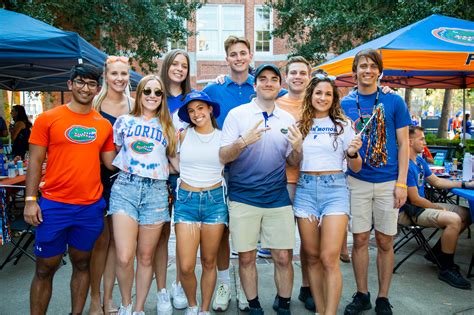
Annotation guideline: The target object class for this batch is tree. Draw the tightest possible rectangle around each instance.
[3,0,202,72]
[270,0,473,137]
[270,0,473,64]
[438,90,452,138]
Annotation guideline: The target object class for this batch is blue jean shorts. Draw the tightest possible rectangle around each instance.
[108,172,170,225]
[174,185,228,225]
[293,173,350,222]
[35,197,105,258]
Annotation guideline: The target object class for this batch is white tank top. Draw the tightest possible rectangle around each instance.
[179,128,224,188]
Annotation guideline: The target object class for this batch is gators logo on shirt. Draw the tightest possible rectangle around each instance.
[131,140,154,154]
[354,115,372,133]
[65,125,97,144]
[432,27,474,46]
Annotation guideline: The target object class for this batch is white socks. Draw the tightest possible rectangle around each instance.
[217,269,231,285]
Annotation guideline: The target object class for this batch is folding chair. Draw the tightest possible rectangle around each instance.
[0,218,36,269]
[467,254,473,278]
[393,223,440,273]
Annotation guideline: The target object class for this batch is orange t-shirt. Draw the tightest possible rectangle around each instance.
[276,94,303,184]
[29,105,115,204]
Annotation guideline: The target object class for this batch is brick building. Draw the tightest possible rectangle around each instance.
[2,1,294,115]
[164,0,292,89]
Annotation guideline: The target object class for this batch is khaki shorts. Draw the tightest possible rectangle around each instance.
[398,203,468,228]
[348,176,398,236]
[228,201,296,252]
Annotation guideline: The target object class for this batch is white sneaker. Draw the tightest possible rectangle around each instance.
[236,285,250,311]
[198,311,211,315]
[118,303,132,315]
[212,282,231,312]
[156,288,173,315]
[171,281,188,309]
[185,305,199,315]
[132,312,145,315]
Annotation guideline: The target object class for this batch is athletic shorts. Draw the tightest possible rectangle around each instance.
[34,197,105,258]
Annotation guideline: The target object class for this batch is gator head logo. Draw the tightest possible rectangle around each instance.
[432,27,474,46]
[65,125,97,144]
[131,140,154,154]
[355,115,372,133]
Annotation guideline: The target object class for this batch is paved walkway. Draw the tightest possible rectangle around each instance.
[0,228,473,314]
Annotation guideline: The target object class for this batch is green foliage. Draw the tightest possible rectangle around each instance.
[3,0,202,72]
[426,137,474,159]
[269,0,474,63]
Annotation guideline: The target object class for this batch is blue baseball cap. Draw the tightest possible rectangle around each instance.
[177,91,221,124]
[254,63,282,83]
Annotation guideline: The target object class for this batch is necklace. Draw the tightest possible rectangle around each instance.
[194,128,216,144]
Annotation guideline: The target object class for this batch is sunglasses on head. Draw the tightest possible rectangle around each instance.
[143,88,163,97]
[106,56,129,64]
[314,73,336,81]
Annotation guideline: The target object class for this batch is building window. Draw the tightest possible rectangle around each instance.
[196,5,245,56]
[168,38,187,51]
[254,6,272,53]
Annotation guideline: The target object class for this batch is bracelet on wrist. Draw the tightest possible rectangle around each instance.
[25,196,37,202]
[239,135,248,149]
[347,151,358,159]
[395,182,407,189]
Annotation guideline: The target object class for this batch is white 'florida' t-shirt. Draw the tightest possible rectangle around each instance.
[300,116,355,172]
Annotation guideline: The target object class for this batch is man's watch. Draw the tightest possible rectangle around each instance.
[347,151,359,159]
[462,182,467,189]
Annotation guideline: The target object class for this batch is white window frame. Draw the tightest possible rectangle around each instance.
[196,4,245,59]
[254,5,273,55]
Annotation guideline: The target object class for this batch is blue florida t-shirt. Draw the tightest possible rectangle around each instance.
[342,89,411,183]
[407,156,432,198]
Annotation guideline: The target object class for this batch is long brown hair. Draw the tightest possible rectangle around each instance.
[160,49,192,101]
[299,76,348,150]
[132,75,177,157]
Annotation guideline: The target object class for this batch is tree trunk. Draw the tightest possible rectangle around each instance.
[437,89,452,138]
[404,88,412,112]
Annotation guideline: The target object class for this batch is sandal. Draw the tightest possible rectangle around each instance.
[105,300,119,314]
[340,253,351,263]
[88,300,104,315]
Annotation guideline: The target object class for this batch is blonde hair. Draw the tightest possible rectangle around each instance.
[93,59,131,112]
[132,75,177,157]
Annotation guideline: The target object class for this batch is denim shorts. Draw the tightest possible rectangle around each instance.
[108,172,170,225]
[293,173,350,222]
[174,185,228,225]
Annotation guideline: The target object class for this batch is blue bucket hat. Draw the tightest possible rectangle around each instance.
[177,91,221,124]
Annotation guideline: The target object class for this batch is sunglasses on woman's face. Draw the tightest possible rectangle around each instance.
[142,88,163,97]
